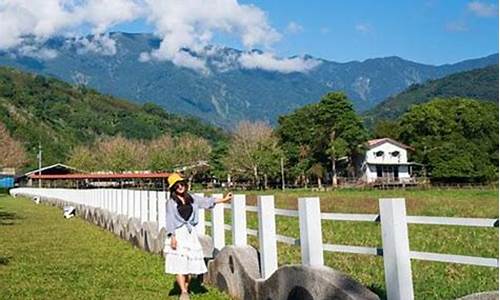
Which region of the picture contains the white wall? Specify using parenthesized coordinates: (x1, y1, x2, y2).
(366, 142, 408, 164)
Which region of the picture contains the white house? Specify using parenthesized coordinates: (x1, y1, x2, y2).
(361, 138, 417, 184)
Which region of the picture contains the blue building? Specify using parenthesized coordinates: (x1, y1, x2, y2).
(0, 176, 14, 188)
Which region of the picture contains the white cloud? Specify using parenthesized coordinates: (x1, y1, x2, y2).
(286, 21, 303, 34)
(0, 0, 317, 73)
(0, 0, 141, 51)
(17, 45, 58, 60)
(238, 52, 321, 73)
(467, 1, 498, 17)
(355, 23, 373, 33)
(445, 21, 468, 32)
(74, 34, 118, 56)
(141, 0, 281, 72)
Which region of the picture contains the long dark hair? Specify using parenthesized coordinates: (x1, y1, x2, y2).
(170, 182, 193, 205)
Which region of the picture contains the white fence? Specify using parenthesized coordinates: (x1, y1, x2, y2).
(10, 188, 499, 300)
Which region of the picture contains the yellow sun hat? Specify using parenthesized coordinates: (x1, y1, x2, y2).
(168, 173, 186, 190)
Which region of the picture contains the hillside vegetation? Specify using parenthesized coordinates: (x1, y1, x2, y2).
(365, 65, 499, 125)
(0, 67, 226, 169)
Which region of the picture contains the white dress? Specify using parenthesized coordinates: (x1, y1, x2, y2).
(164, 225, 207, 275)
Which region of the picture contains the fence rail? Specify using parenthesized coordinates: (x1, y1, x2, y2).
(9, 187, 499, 300)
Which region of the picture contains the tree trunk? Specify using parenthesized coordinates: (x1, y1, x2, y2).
(317, 177, 322, 189)
(264, 174, 268, 190)
(253, 165, 259, 189)
(188, 173, 195, 191)
(332, 156, 337, 187)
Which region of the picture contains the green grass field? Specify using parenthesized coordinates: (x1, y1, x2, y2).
(0, 195, 229, 300)
(207, 187, 499, 300)
(1, 188, 497, 300)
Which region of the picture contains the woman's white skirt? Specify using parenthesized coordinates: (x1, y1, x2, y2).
(164, 225, 207, 275)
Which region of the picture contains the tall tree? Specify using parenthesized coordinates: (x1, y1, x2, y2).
(224, 121, 282, 189)
(95, 136, 147, 172)
(277, 92, 368, 187)
(173, 133, 212, 187)
(147, 134, 176, 171)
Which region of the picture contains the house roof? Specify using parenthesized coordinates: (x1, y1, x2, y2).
(367, 138, 414, 151)
(24, 163, 81, 177)
(29, 172, 171, 180)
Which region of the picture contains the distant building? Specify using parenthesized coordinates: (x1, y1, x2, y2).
(360, 138, 419, 184)
(18, 163, 81, 187)
(0, 168, 15, 188)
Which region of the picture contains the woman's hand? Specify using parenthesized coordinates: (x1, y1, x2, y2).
(215, 192, 233, 204)
(223, 192, 233, 202)
(170, 236, 177, 250)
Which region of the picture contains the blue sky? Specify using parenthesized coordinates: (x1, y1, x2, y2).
(112, 0, 498, 65)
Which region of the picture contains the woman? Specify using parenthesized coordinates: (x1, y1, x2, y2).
(164, 173, 232, 300)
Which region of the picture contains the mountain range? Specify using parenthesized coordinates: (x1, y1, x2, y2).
(0, 32, 497, 127)
(0, 67, 225, 168)
(364, 64, 499, 125)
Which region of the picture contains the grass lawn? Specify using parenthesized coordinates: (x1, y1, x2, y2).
(206, 187, 499, 300)
(0, 195, 229, 300)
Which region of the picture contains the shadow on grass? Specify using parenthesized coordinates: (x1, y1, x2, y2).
(368, 284, 387, 300)
(168, 274, 209, 296)
(0, 256, 11, 265)
(0, 207, 22, 225)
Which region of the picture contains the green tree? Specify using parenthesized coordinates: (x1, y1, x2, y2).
(67, 145, 97, 172)
(398, 98, 498, 182)
(277, 92, 368, 187)
(371, 119, 400, 139)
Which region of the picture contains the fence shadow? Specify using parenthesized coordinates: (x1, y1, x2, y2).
(167, 274, 208, 296)
(368, 284, 387, 300)
(0, 256, 11, 266)
(0, 206, 21, 226)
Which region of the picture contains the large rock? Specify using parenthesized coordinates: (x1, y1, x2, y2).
(207, 245, 379, 300)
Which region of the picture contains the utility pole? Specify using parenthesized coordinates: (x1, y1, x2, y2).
(280, 157, 285, 190)
(38, 142, 42, 188)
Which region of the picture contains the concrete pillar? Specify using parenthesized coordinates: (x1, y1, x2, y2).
(157, 191, 167, 231)
(140, 191, 149, 223)
(133, 190, 141, 219)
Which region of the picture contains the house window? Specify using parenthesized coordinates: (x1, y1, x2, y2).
(391, 151, 400, 157)
(376, 166, 383, 177)
(375, 151, 384, 157)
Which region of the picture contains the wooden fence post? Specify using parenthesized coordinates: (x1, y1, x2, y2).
(212, 193, 225, 250)
(298, 197, 324, 266)
(258, 195, 278, 279)
(232, 194, 247, 246)
(379, 198, 414, 300)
